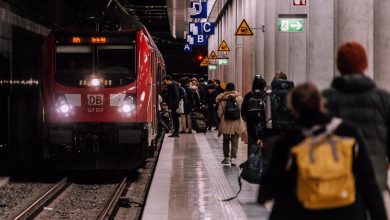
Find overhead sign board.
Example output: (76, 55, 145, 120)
(278, 18, 304, 32)
(186, 34, 207, 46)
(235, 19, 254, 36)
(217, 40, 230, 52)
(189, 22, 215, 36)
(189, 0, 208, 19)
(184, 44, 192, 52)
(293, 0, 307, 6)
(208, 51, 218, 60)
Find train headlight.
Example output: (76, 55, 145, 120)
(122, 104, 131, 113)
(91, 78, 100, 87)
(56, 95, 72, 115)
(60, 104, 70, 113)
(121, 95, 135, 114)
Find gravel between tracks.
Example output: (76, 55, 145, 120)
(0, 182, 53, 219)
(35, 183, 117, 220)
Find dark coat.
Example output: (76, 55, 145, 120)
(165, 82, 180, 110)
(241, 91, 267, 137)
(258, 112, 387, 220)
(323, 74, 390, 190)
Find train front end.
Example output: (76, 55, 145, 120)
(41, 31, 153, 170)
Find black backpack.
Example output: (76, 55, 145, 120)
(246, 92, 266, 122)
(271, 80, 295, 129)
(224, 96, 240, 120)
(223, 143, 263, 201)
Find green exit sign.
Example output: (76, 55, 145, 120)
(278, 19, 304, 32)
(218, 59, 228, 65)
(209, 65, 217, 71)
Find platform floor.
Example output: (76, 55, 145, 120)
(143, 131, 269, 220)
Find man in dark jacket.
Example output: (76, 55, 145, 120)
(241, 75, 267, 157)
(163, 75, 181, 137)
(323, 42, 390, 214)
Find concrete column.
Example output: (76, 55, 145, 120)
(235, 0, 243, 92)
(307, 0, 334, 90)
(275, 0, 290, 78)
(241, 0, 253, 94)
(374, 0, 390, 91)
(264, 0, 276, 83)
(255, 0, 265, 78)
(335, 0, 374, 78)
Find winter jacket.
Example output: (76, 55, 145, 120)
(323, 74, 390, 190)
(241, 91, 267, 137)
(165, 82, 181, 109)
(216, 91, 246, 135)
(258, 112, 387, 220)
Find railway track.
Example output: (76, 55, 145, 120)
(11, 177, 128, 220)
(11, 178, 69, 220)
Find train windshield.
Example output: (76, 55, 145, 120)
(97, 45, 135, 86)
(55, 44, 135, 87)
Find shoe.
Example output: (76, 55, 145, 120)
(230, 158, 237, 166)
(187, 131, 193, 134)
(168, 133, 179, 137)
(179, 131, 187, 134)
(221, 157, 230, 165)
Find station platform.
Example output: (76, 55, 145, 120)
(143, 131, 269, 220)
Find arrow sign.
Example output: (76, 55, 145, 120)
(278, 18, 304, 32)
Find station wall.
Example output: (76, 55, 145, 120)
(207, 0, 390, 94)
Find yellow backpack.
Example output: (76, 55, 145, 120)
(288, 118, 358, 210)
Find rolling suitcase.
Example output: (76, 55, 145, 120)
(191, 111, 207, 133)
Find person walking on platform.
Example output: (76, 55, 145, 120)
(216, 83, 246, 166)
(259, 82, 387, 220)
(323, 41, 390, 215)
(205, 85, 218, 131)
(162, 75, 181, 137)
(241, 75, 267, 158)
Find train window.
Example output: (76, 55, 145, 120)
(56, 45, 93, 87)
(97, 45, 136, 87)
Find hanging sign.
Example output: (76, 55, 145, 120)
(208, 51, 218, 60)
(208, 65, 217, 71)
(200, 56, 210, 67)
(184, 44, 192, 52)
(235, 19, 254, 36)
(217, 40, 230, 52)
(189, 0, 208, 19)
(218, 58, 229, 65)
(278, 18, 304, 32)
(189, 22, 215, 36)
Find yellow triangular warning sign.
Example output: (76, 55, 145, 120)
(200, 56, 210, 67)
(209, 51, 218, 60)
(218, 40, 230, 52)
(235, 19, 254, 36)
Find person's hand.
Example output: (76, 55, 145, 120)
(257, 139, 264, 148)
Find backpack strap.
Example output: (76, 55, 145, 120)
(302, 118, 343, 163)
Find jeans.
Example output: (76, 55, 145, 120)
(171, 108, 180, 134)
(223, 134, 239, 158)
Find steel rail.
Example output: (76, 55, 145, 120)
(12, 177, 69, 220)
(97, 177, 128, 220)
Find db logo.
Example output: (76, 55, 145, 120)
(87, 95, 104, 106)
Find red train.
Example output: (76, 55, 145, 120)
(40, 27, 165, 170)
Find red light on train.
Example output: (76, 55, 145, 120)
(72, 37, 81, 43)
(91, 37, 107, 43)
(197, 55, 203, 61)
